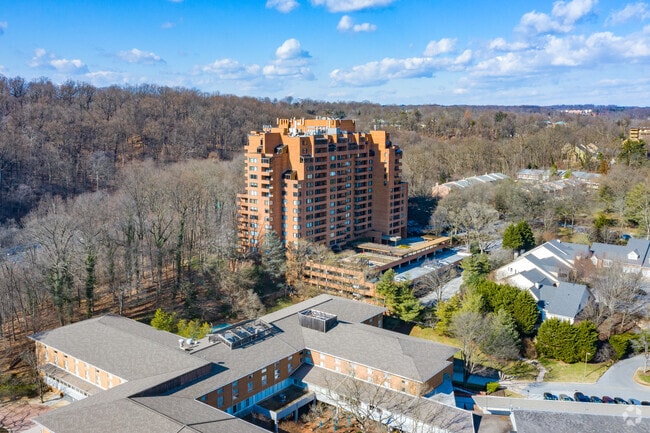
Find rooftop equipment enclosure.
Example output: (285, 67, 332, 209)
(298, 309, 338, 333)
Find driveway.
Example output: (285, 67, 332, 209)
(522, 355, 650, 401)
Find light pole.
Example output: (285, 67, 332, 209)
(583, 352, 591, 378)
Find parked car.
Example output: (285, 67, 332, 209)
(559, 394, 574, 401)
(641, 401, 650, 406)
(574, 392, 590, 402)
(590, 396, 603, 403)
(629, 398, 642, 405)
(543, 392, 558, 401)
(602, 396, 615, 404)
(614, 397, 630, 404)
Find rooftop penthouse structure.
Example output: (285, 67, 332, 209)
(238, 118, 408, 252)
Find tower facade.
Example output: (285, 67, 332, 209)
(238, 118, 407, 251)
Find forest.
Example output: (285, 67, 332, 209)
(1, 75, 650, 372)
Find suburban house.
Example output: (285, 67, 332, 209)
(495, 240, 593, 323)
(29, 295, 473, 433)
(431, 173, 509, 199)
(528, 282, 593, 324)
(591, 238, 650, 279)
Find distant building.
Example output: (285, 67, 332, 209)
(629, 127, 650, 141)
(238, 118, 408, 252)
(516, 169, 601, 191)
(432, 172, 509, 199)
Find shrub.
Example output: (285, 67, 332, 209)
(486, 382, 500, 394)
(609, 333, 634, 360)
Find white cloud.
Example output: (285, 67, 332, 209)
(311, 0, 393, 13)
(607, 3, 649, 25)
(0, 21, 7, 35)
(488, 38, 529, 51)
(29, 48, 88, 74)
(517, 0, 597, 35)
(551, 0, 597, 24)
(200, 58, 261, 79)
(473, 28, 650, 78)
(275, 38, 310, 60)
(198, 39, 313, 82)
(266, 0, 299, 13)
(161, 22, 175, 29)
(329, 50, 472, 86)
(337, 15, 377, 32)
(117, 48, 165, 65)
(517, 10, 572, 34)
(265, 39, 313, 79)
(423, 38, 456, 56)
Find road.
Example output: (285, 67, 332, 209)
(522, 355, 650, 402)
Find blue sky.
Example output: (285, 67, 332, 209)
(1, 0, 649, 105)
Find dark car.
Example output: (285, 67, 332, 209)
(642, 401, 650, 406)
(602, 396, 615, 404)
(590, 396, 603, 403)
(544, 392, 558, 401)
(614, 397, 629, 404)
(574, 392, 590, 403)
(559, 394, 574, 401)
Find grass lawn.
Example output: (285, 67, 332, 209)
(266, 297, 297, 313)
(634, 369, 650, 386)
(409, 325, 460, 347)
(539, 358, 610, 383)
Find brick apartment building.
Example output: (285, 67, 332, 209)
(238, 118, 408, 252)
(29, 295, 472, 433)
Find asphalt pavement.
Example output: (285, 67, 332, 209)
(522, 355, 650, 402)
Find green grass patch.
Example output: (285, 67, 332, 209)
(266, 297, 297, 313)
(539, 358, 610, 383)
(635, 369, 650, 385)
(409, 325, 460, 347)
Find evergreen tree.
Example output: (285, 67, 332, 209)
(573, 321, 598, 363)
(260, 230, 286, 288)
(512, 290, 540, 335)
(536, 318, 573, 360)
(151, 309, 177, 332)
(435, 295, 462, 336)
(461, 254, 490, 287)
(502, 220, 535, 255)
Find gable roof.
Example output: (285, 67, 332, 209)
(529, 282, 590, 320)
(29, 314, 209, 381)
(591, 239, 650, 269)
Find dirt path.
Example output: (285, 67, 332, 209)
(0, 392, 69, 432)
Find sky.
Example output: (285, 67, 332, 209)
(1, 0, 649, 106)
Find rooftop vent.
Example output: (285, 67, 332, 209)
(298, 309, 338, 333)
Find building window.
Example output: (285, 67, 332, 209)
(218, 396, 224, 407)
(262, 375, 268, 386)
(274, 368, 280, 380)
(248, 381, 253, 392)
